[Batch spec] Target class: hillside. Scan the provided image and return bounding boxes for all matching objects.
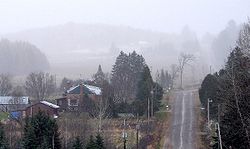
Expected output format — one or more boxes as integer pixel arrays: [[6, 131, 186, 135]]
[[0, 39, 50, 75], [0, 22, 239, 78]]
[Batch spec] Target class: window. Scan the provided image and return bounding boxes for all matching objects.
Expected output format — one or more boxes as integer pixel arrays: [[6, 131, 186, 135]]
[[68, 99, 78, 106]]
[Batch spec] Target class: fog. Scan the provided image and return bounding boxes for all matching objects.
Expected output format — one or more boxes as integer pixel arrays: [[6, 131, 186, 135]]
[[0, 0, 249, 82], [1, 0, 249, 35]]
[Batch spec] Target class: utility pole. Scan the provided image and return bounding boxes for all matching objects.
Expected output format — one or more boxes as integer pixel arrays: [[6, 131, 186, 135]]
[[151, 89, 154, 117], [216, 122, 223, 149], [136, 114, 140, 149], [52, 130, 55, 149], [147, 97, 150, 124], [207, 98, 212, 129], [122, 119, 127, 149], [65, 117, 68, 149], [218, 104, 220, 124]]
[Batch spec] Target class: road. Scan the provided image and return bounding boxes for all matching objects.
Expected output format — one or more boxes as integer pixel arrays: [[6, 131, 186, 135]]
[[165, 89, 197, 149]]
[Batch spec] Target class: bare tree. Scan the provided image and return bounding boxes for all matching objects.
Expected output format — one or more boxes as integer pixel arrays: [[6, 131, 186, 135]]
[[170, 64, 179, 88], [11, 85, 25, 97], [178, 53, 194, 89], [237, 19, 250, 55], [25, 72, 56, 100], [94, 81, 113, 132], [94, 97, 110, 132], [0, 74, 12, 96]]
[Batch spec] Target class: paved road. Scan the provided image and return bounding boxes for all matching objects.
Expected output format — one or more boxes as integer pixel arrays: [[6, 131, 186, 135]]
[[168, 90, 197, 149]]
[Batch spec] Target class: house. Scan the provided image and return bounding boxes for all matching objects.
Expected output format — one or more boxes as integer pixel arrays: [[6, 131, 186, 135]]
[[25, 101, 59, 118], [56, 83, 102, 111], [0, 96, 30, 112]]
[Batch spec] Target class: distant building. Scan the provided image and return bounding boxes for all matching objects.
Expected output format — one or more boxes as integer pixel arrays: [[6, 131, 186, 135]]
[[10, 101, 60, 120], [56, 83, 102, 112], [0, 96, 30, 112], [25, 101, 59, 118]]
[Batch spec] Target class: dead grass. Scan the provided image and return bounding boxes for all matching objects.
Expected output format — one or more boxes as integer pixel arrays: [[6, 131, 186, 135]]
[[161, 91, 175, 149], [194, 90, 208, 149]]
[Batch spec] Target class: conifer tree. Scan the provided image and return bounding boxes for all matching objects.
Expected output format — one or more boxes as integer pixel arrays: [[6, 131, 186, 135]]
[[111, 51, 145, 103], [219, 47, 250, 148], [22, 111, 61, 149], [86, 135, 97, 149], [95, 133, 105, 149], [72, 136, 83, 149], [135, 66, 153, 116], [93, 65, 106, 87]]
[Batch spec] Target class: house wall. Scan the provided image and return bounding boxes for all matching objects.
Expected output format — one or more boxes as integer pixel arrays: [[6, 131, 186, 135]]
[[57, 90, 102, 112], [25, 103, 58, 117], [56, 98, 68, 111]]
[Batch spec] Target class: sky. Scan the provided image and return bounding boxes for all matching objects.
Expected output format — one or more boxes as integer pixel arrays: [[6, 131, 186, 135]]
[[0, 0, 250, 36]]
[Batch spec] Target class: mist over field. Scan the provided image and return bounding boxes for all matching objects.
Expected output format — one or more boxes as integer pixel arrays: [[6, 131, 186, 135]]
[[0, 21, 241, 82], [0, 1, 250, 149], [0, 0, 249, 82]]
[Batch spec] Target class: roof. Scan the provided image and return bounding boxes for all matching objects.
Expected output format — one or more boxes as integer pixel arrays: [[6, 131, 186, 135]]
[[67, 84, 102, 95], [40, 101, 59, 109], [84, 84, 102, 95], [0, 96, 29, 105]]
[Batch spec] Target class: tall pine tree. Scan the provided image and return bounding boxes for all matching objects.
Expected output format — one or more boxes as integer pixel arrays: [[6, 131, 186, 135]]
[[72, 136, 83, 149], [22, 111, 61, 149], [111, 51, 145, 103], [135, 66, 153, 116], [219, 47, 250, 148], [93, 65, 106, 87]]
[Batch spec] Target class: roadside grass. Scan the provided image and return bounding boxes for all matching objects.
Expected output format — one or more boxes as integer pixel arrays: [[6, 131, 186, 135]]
[[155, 111, 168, 121], [156, 90, 173, 149], [194, 90, 209, 149], [0, 112, 9, 121]]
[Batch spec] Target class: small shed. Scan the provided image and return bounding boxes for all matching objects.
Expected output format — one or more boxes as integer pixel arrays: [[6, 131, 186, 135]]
[[25, 101, 59, 118], [0, 96, 30, 112]]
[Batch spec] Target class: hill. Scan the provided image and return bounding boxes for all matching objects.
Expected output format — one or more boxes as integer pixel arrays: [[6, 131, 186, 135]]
[[0, 39, 50, 75]]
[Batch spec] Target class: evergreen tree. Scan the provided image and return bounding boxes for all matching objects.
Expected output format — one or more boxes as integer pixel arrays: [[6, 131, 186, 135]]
[[160, 69, 166, 88], [155, 70, 160, 85], [165, 70, 171, 89], [22, 111, 61, 149], [157, 69, 171, 89], [219, 47, 250, 148], [93, 65, 106, 87], [111, 51, 129, 103], [86, 135, 96, 149], [95, 133, 105, 149], [152, 82, 163, 112], [135, 66, 153, 116], [0, 123, 8, 149], [200, 20, 250, 148], [72, 136, 83, 149], [199, 73, 220, 120], [111, 51, 145, 103]]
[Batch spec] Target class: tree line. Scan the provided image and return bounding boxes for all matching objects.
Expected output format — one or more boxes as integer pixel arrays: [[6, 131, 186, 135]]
[[0, 72, 56, 101], [0, 111, 106, 149], [0, 39, 50, 75], [199, 20, 250, 149]]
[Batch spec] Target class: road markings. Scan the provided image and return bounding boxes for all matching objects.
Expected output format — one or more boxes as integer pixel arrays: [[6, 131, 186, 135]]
[[188, 93, 193, 145], [179, 93, 185, 149]]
